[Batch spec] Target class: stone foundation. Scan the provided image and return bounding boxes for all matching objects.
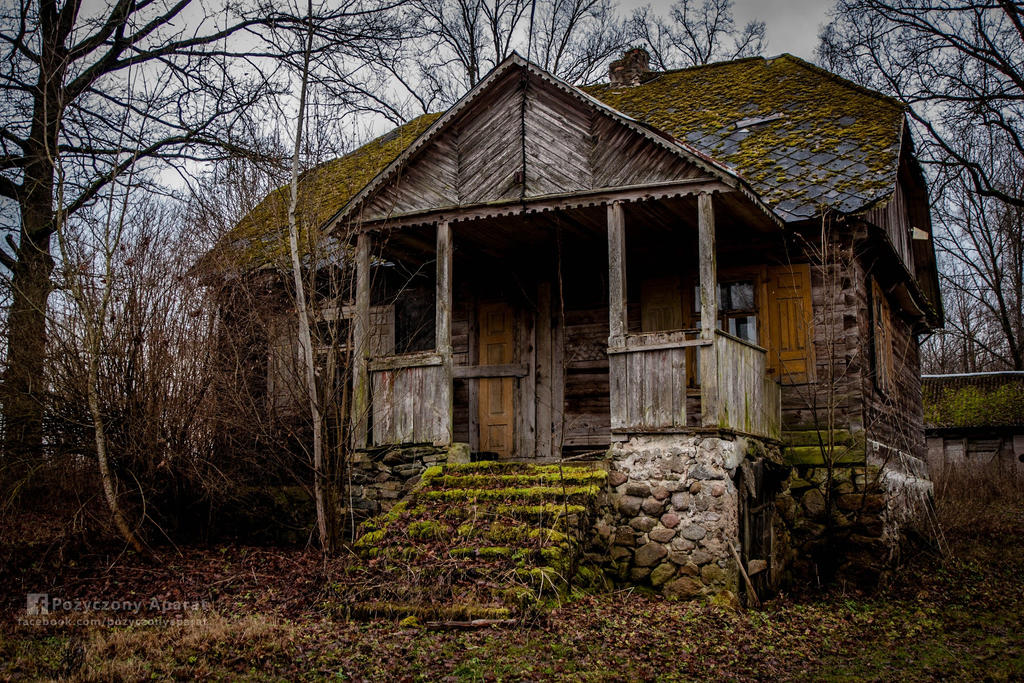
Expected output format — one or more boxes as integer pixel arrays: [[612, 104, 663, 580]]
[[346, 443, 469, 519], [591, 434, 752, 600]]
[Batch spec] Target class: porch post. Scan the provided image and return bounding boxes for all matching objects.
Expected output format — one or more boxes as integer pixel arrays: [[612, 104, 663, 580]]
[[435, 220, 454, 441], [607, 201, 627, 347], [698, 192, 719, 427], [351, 231, 371, 448]]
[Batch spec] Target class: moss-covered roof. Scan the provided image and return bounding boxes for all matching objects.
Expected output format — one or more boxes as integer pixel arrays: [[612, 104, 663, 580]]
[[203, 113, 441, 271], [583, 55, 906, 221], [923, 373, 1024, 430], [212, 54, 907, 271]]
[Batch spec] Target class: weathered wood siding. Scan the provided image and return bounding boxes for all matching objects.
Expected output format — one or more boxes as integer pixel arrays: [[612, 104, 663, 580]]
[[370, 354, 451, 445]]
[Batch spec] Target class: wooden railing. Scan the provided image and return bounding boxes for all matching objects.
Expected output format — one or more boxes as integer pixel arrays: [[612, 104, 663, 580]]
[[608, 329, 781, 440], [708, 330, 781, 440], [368, 351, 451, 446], [608, 329, 706, 432]]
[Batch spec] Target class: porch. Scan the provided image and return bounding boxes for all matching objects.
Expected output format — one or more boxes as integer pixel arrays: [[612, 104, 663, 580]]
[[348, 187, 783, 460]]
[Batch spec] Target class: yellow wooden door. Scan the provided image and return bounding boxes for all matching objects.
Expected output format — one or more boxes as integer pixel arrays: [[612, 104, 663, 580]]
[[765, 264, 814, 384], [641, 276, 684, 332], [478, 302, 515, 458]]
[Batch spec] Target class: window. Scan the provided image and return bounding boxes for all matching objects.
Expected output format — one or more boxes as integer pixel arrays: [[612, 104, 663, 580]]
[[872, 279, 894, 393], [694, 279, 758, 343]]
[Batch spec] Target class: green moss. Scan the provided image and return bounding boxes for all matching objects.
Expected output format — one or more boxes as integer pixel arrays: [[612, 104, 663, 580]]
[[354, 529, 385, 548], [449, 546, 514, 559], [418, 485, 600, 502], [407, 520, 446, 541], [420, 465, 444, 484], [924, 382, 1024, 429]]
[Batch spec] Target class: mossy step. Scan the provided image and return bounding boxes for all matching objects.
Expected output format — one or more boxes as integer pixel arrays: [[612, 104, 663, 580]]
[[782, 429, 859, 447], [434, 471, 606, 488], [351, 601, 512, 622], [783, 445, 866, 466], [417, 485, 601, 503]]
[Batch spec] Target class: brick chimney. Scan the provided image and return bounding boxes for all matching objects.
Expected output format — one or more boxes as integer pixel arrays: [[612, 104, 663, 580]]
[[609, 48, 651, 86]]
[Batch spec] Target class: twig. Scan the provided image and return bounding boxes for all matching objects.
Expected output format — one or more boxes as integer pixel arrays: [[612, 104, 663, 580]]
[[729, 542, 761, 609]]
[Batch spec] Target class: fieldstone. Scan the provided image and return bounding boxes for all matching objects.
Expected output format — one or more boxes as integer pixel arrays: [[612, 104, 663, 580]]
[[625, 482, 651, 497], [642, 497, 665, 515], [663, 576, 704, 600], [650, 562, 677, 587], [607, 471, 628, 487], [711, 483, 726, 497], [614, 528, 637, 547], [691, 550, 713, 565], [689, 481, 702, 494], [681, 524, 707, 541], [610, 546, 631, 562], [671, 492, 690, 509], [803, 489, 826, 517], [747, 559, 768, 576], [660, 513, 681, 528], [695, 495, 711, 512], [689, 463, 724, 480], [634, 542, 668, 567], [679, 561, 701, 576], [701, 563, 728, 584], [670, 538, 696, 552], [651, 485, 670, 500], [669, 456, 688, 474], [668, 551, 689, 566], [704, 512, 721, 522], [630, 516, 657, 532], [649, 527, 676, 543], [630, 567, 651, 581], [617, 495, 643, 517], [594, 521, 612, 539]]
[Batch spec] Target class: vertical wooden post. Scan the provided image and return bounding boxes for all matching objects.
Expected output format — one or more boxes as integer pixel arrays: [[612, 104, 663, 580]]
[[436, 220, 454, 443], [351, 231, 371, 448], [698, 192, 719, 427], [536, 282, 553, 459], [607, 201, 627, 347]]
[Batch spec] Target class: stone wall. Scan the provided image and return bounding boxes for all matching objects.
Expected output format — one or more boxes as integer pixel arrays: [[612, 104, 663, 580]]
[[346, 443, 468, 520], [775, 444, 933, 585], [591, 434, 752, 601]]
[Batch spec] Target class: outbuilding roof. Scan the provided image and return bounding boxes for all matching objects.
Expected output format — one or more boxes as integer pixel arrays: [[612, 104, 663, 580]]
[[922, 372, 1024, 431]]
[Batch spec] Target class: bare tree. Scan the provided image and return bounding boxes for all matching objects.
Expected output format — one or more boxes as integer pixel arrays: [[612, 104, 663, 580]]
[[532, 0, 628, 84], [819, 0, 1024, 372], [0, 0, 403, 461], [817, 0, 1024, 211], [629, 0, 766, 71]]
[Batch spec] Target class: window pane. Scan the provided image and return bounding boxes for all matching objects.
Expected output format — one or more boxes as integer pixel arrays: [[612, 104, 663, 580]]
[[729, 315, 757, 343], [731, 282, 754, 310]]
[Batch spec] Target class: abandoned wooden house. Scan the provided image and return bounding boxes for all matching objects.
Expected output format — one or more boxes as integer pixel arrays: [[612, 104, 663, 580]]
[[206, 49, 942, 603]]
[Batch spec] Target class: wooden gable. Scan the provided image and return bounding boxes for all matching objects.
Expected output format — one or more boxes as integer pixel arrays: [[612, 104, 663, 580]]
[[351, 61, 715, 224]]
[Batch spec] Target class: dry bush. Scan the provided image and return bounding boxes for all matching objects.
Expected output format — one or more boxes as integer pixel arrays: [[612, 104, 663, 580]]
[[932, 462, 1024, 540]]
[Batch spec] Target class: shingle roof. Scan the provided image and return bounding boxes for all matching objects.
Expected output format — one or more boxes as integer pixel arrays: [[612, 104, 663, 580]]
[[201, 113, 441, 272], [922, 373, 1024, 430], [582, 55, 906, 221], [209, 54, 906, 271]]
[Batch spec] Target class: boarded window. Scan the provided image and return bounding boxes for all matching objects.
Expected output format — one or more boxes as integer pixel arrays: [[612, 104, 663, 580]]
[[871, 279, 894, 393], [764, 264, 814, 384]]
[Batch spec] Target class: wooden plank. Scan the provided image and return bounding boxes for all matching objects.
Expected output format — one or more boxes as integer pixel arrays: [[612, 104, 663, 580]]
[[520, 308, 537, 458], [671, 348, 687, 428], [436, 221, 454, 445], [467, 290, 479, 453], [351, 233, 371, 448], [536, 282, 553, 459], [453, 363, 529, 379], [607, 201, 627, 346], [368, 351, 443, 371], [698, 192, 719, 428], [552, 305, 565, 451], [609, 354, 625, 431]]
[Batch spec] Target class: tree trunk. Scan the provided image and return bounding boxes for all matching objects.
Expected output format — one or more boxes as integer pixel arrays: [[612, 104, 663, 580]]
[[4, 202, 55, 460]]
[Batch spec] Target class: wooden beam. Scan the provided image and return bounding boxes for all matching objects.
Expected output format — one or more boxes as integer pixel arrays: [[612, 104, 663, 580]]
[[453, 363, 529, 379], [435, 220, 454, 443], [608, 201, 627, 347], [351, 232, 371, 448], [536, 282, 553, 460], [698, 192, 719, 428]]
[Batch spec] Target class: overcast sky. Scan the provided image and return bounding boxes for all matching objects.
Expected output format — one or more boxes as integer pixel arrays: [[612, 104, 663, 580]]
[[624, 0, 833, 62]]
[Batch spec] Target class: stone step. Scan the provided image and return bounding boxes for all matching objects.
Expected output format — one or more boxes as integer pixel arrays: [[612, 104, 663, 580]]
[[345, 460, 606, 620]]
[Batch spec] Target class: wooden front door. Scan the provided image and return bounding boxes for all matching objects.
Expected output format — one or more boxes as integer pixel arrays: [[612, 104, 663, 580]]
[[478, 302, 515, 458]]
